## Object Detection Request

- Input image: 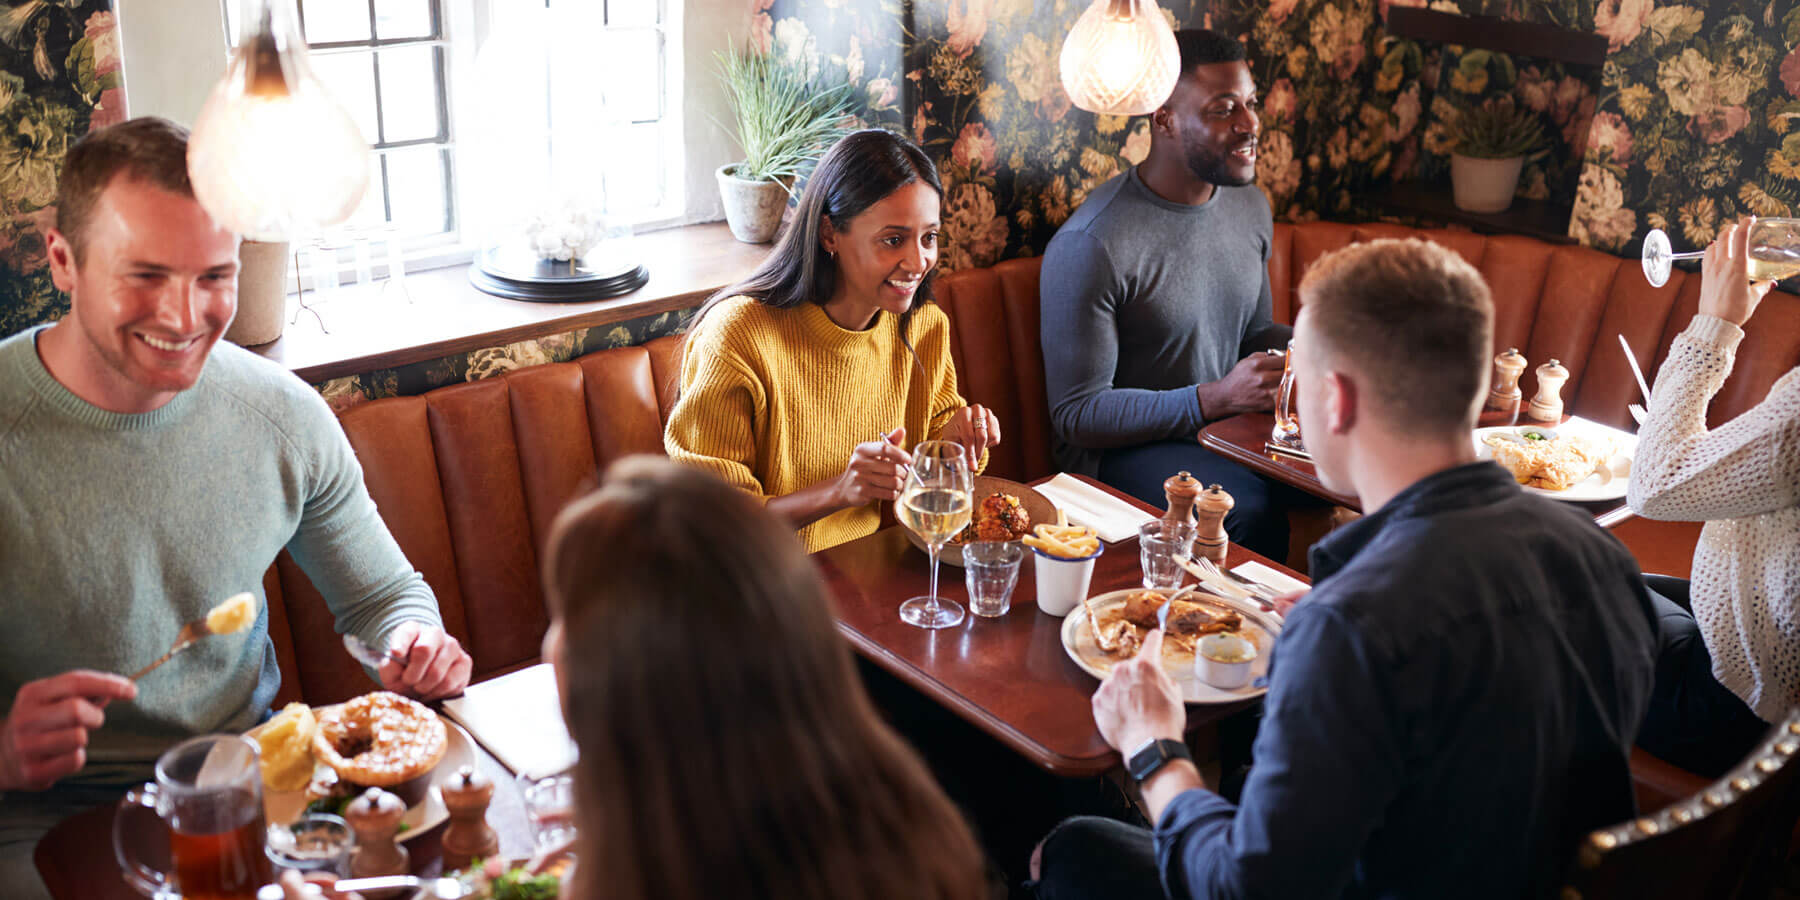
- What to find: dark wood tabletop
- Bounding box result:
[35,719,537,900]
[818,474,1308,779]
[1198,411,1636,528]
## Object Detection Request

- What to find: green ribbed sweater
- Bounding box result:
[0,325,441,788]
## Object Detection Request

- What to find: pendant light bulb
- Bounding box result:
[188,0,370,242]
[1058,0,1180,116]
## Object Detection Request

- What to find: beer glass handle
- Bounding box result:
[113,783,171,897]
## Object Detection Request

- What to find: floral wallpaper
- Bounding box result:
[0,0,124,339]
[761,0,1800,281]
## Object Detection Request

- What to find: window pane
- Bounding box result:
[602,122,663,215]
[300,0,372,44]
[377,46,443,143]
[339,170,389,231]
[597,30,661,123]
[605,0,659,28]
[310,51,380,144]
[374,0,434,40]
[384,146,451,235]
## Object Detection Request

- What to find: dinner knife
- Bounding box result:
[1618,334,1653,402]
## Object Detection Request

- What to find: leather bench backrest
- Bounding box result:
[266,223,1800,705]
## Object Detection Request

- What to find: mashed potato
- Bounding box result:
[256,702,319,792]
[205,592,258,635]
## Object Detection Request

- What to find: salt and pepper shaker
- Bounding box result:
[440,765,500,872]
[1163,471,1200,525]
[1486,348,1527,420]
[1193,483,1233,564]
[343,787,409,880]
[1528,358,1569,423]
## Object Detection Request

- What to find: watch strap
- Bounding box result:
[1127,738,1192,784]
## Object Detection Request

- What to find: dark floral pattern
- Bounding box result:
[0,0,123,338]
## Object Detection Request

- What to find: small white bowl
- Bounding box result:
[1195,633,1258,690]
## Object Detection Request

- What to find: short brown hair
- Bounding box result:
[545,456,988,900]
[1297,238,1494,432]
[56,117,195,263]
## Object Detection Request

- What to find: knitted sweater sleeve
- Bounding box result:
[664,327,773,502]
[1627,315,1800,521]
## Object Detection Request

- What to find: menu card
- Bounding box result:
[440,663,578,780]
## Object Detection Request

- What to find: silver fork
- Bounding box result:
[1191,557,1280,610]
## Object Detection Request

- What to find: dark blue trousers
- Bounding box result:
[1636,574,1771,778]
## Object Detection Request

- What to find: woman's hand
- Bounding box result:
[1700,216,1777,327]
[940,404,1002,469]
[832,427,913,508]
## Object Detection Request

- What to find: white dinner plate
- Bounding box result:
[1061,588,1281,705]
[252,708,475,842]
[1473,417,1638,502]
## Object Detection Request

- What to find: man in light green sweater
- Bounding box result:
[0,118,472,898]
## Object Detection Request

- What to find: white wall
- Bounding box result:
[116,0,228,124]
[114,0,743,226]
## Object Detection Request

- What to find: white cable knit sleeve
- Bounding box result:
[1627,315,1800,522]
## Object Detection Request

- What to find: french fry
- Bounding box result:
[1027,523,1098,558]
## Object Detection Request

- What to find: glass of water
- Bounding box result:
[1139,519,1196,591]
[962,540,1024,618]
[517,773,577,852]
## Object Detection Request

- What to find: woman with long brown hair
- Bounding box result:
[542,455,991,900]
[665,128,1001,552]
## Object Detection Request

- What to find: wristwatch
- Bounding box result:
[1126,737,1192,784]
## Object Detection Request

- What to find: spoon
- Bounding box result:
[130,592,256,682]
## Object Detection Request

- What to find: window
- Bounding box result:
[222,0,684,268]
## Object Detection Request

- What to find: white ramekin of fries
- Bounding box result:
[1024,517,1103,616]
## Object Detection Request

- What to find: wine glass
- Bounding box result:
[1642,217,1800,287]
[897,440,973,629]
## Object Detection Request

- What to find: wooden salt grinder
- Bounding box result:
[1193,483,1233,564]
[1486,348,1527,418]
[440,765,500,871]
[344,787,409,880]
[1163,470,1201,525]
[1527,358,1569,423]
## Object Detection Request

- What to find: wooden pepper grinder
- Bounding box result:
[1163,470,1201,525]
[1193,483,1233,564]
[1528,358,1569,423]
[440,765,500,872]
[344,787,409,880]
[1486,347,1527,418]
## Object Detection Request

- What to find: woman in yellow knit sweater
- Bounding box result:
[665,130,1001,551]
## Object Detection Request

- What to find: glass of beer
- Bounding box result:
[1270,341,1301,447]
[114,734,273,900]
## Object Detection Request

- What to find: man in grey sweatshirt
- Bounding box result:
[1040,29,1299,559]
[0,118,472,899]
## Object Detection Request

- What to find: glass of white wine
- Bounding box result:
[1641,217,1800,287]
[897,440,973,629]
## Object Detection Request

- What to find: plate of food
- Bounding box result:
[1474,418,1637,502]
[249,690,476,841]
[1061,588,1281,704]
[903,475,1057,566]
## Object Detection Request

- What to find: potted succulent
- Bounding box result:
[1448,98,1548,214]
[714,45,856,243]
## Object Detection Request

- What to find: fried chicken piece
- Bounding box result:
[974,492,1032,540]
[1119,590,1242,637]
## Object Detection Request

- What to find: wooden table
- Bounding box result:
[817,475,1306,778]
[1198,411,1636,529]
[35,719,537,900]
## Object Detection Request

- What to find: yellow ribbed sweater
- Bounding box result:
[665,296,974,551]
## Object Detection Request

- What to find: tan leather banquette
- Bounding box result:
[263,221,1800,708]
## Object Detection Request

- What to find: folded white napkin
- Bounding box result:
[1230,560,1309,595]
[440,663,578,780]
[1037,474,1157,543]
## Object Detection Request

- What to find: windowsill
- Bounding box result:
[251,222,768,383]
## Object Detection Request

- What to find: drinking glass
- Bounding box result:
[1139,519,1196,591]
[1270,341,1301,447]
[1641,217,1800,287]
[897,440,974,629]
[517,773,577,853]
[962,540,1024,617]
[113,734,273,900]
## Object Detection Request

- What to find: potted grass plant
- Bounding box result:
[1449,97,1548,214]
[714,45,857,243]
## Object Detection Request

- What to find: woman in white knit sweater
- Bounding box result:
[1629,216,1800,777]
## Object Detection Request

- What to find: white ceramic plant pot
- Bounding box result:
[1450,153,1526,214]
[716,164,789,243]
[225,240,290,347]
